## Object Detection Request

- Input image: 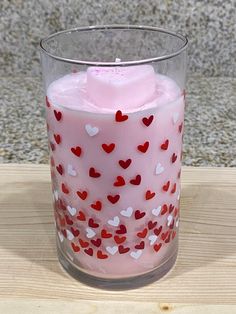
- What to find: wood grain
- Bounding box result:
[0,164,236,312]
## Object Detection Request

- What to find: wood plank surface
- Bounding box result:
[0,164,236,313]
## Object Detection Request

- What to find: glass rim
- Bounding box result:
[40,24,188,66]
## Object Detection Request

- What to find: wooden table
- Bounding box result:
[0,164,236,313]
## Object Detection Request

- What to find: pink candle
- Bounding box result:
[46,65,184,278]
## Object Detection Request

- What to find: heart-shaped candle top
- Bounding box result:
[87,65,156,110]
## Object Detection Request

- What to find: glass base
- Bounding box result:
[57,245,178,290]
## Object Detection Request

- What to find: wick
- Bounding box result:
[115,58,121,62]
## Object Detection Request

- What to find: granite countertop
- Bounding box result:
[1,75,236,166]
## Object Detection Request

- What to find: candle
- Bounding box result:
[46,65,184,278]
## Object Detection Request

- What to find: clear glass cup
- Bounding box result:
[40,25,188,289]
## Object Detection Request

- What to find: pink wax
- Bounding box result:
[46,65,184,278]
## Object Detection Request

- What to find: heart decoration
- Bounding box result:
[130,174,141,185]
[68,164,77,176]
[85,124,99,136]
[155,163,164,175]
[142,115,154,127]
[115,110,128,122]
[106,246,118,255]
[119,159,132,169]
[137,141,149,153]
[148,235,158,246]
[67,205,76,216]
[76,190,88,200]
[86,228,96,239]
[120,207,133,217]
[54,110,62,121]
[71,146,82,157]
[102,143,115,153]
[152,206,161,217]
[130,250,142,259]
[108,216,120,227]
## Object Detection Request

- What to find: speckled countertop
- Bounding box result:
[1,0,236,166]
[1,76,235,166]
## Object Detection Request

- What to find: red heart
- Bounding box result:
[79,239,89,248]
[172,230,177,239]
[171,183,176,194]
[137,228,148,238]
[162,181,170,192]
[119,159,132,169]
[179,123,183,133]
[89,167,101,178]
[71,242,80,252]
[116,224,127,234]
[91,238,101,247]
[137,141,149,153]
[61,183,69,194]
[97,250,108,259]
[118,245,130,254]
[84,248,93,256]
[59,199,66,211]
[77,210,86,221]
[114,176,125,187]
[101,229,112,239]
[154,225,163,236]
[71,227,80,237]
[135,241,145,250]
[130,174,141,185]
[174,207,178,217]
[148,221,157,230]
[50,142,55,151]
[135,210,146,220]
[172,153,177,163]
[91,200,102,211]
[71,146,82,157]
[54,134,61,144]
[56,164,63,176]
[142,115,154,127]
[102,143,115,153]
[88,218,99,228]
[145,190,155,200]
[65,214,73,225]
[114,235,126,244]
[76,190,88,200]
[169,219,175,230]
[46,96,51,108]
[160,139,169,150]
[59,217,66,228]
[161,204,168,215]
[161,231,169,241]
[165,233,171,243]
[54,110,62,121]
[107,194,120,204]
[154,243,162,252]
[169,204,174,213]
[61,229,67,237]
[115,110,128,122]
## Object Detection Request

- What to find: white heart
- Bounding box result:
[167,215,173,227]
[106,246,118,255]
[155,163,164,175]
[176,218,179,228]
[120,206,133,217]
[58,232,64,242]
[152,206,161,216]
[67,205,76,216]
[85,124,99,137]
[54,190,59,201]
[66,229,74,240]
[148,235,158,245]
[68,164,77,176]
[86,227,96,238]
[108,216,120,227]
[173,112,179,124]
[130,250,142,260]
